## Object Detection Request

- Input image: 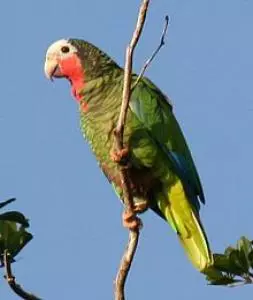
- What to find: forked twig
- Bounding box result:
[132,15,169,90]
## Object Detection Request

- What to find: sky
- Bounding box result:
[0,0,253,299]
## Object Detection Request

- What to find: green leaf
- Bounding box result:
[236,236,252,273]
[248,250,253,269]
[213,254,233,273]
[0,211,29,228]
[229,249,246,275]
[0,198,33,263]
[10,228,33,259]
[0,220,33,260]
[224,246,235,257]
[208,276,242,286]
[0,198,16,210]
[205,266,225,282]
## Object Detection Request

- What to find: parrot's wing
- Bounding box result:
[129,77,205,206]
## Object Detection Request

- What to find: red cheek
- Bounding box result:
[59,55,83,80]
[58,55,86,105]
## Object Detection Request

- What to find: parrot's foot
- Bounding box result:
[133,201,149,213]
[122,209,142,231]
[110,148,129,166]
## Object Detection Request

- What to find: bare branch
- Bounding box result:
[132,15,169,90]
[114,231,140,300]
[3,250,42,300]
[114,0,150,151]
[113,1,150,300]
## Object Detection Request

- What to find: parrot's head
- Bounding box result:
[44,38,120,100]
[44,39,83,81]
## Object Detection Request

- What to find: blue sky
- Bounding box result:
[1,0,253,299]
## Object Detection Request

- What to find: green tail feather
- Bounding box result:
[157,179,213,272]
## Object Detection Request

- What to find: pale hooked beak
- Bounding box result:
[44,57,62,81]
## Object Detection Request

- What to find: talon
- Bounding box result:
[110,148,129,165]
[133,201,149,213]
[122,209,142,230]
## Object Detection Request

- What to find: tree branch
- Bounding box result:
[3,250,41,300]
[113,1,150,300]
[132,15,169,90]
[114,230,140,300]
[114,0,150,150]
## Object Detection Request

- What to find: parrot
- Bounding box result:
[44,38,213,272]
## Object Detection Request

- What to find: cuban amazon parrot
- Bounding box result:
[44,38,213,272]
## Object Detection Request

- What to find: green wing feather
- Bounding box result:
[130,77,205,205]
[129,77,213,272]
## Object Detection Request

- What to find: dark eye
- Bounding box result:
[61,46,70,53]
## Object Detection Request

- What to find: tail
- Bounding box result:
[156,179,213,272]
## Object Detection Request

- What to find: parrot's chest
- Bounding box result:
[80,107,154,192]
[79,96,134,159]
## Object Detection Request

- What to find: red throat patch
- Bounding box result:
[59,55,89,112]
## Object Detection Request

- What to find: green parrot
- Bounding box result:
[44,38,213,272]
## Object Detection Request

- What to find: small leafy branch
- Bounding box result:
[0,198,41,300]
[206,236,253,286]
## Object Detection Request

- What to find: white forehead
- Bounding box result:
[46,39,77,55]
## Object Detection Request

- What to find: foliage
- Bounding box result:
[206,236,253,286]
[0,198,33,266]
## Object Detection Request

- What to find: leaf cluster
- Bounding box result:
[0,198,33,265]
[206,236,253,286]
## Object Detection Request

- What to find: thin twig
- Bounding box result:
[3,250,42,300]
[113,1,150,300]
[114,231,140,300]
[228,279,253,288]
[114,0,150,152]
[132,15,169,91]
[0,198,16,209]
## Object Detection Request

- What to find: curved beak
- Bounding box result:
[44,57,62,81]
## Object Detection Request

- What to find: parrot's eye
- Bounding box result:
[61,46,70,53]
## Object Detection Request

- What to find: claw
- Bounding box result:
[133,201,148,213]
[122,209,143,231]
[110,148,129,165]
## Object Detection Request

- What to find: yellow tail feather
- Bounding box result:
[157,180,213,272]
